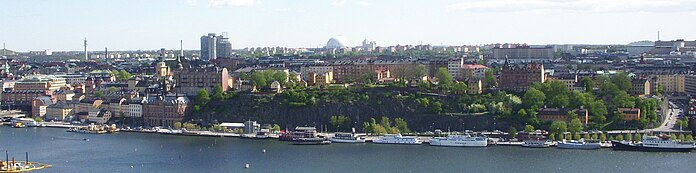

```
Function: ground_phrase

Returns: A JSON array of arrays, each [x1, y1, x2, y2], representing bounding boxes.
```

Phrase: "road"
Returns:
[[651, 101, 681, 132]]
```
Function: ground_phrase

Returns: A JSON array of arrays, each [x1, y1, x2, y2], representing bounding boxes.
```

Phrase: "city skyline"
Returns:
[[1, 0, 696, 51]]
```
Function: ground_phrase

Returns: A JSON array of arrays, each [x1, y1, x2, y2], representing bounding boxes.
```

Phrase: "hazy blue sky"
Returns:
[[1, 0, 695, 51]]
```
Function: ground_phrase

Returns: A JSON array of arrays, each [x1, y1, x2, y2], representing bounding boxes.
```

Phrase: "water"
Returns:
[[1, 126, 694, 173]]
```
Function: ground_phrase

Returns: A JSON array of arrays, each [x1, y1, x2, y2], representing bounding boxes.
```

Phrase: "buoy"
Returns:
[[262, 149, 266, 153], [245, 163, 250, 169], [131, 165, 134, 168]]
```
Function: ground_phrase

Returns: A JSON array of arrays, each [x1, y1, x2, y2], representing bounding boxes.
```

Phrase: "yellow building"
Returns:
[[46, 101, 73, 121], [652, 74, 685, 93]]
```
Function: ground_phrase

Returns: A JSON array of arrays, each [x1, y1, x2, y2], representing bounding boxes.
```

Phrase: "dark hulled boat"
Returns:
[[611, 134, 694, 152]]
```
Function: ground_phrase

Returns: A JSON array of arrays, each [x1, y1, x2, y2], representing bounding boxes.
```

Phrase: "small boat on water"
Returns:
[[373, 134, 422, 145], [255, 129, 270, 139], [612, 134, 694, 152], [330, 132, 366, 143], [522, 139, 551, 148], [429, 134, 488, 147], [557, 139, 601, 150], [293, 137, 331, 145], [67, 124, 109, 134]]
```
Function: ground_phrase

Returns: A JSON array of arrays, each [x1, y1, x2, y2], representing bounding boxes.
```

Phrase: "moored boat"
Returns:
[[373, 134, 422, 145], [279, 127, 317, 141], [557, 139, 601, 150], [293, 137, 331, 145], [611, 134, 694, 152], [429, 134, 488, 147], [330, 132, 366, 143], [522, 139, 551, 148]]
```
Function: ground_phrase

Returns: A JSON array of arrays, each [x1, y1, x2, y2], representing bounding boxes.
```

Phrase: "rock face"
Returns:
[[194, 89, 509, 132]]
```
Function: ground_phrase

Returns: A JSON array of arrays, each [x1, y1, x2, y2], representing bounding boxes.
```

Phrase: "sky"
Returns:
[[1, 0, 696, 51]]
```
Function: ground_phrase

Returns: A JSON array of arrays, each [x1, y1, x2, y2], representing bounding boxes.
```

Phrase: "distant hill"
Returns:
[[0, 49, 16, 56]]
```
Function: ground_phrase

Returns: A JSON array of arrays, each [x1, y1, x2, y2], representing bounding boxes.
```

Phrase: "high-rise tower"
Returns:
[[84, 38, 88, 61]]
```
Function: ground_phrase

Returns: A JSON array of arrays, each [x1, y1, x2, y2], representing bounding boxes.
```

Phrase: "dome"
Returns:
[[326, 36, 352, 49]]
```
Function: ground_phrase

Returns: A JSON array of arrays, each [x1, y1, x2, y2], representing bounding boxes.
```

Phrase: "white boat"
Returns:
[[330, 132, 366, 143], [557, 139, 601, 150], [255, 129, 270, 139], [429, 134, 488, 147], [373, 134, 422, 145], [612, 134, 694, 152], [522, 139, 551, 148]]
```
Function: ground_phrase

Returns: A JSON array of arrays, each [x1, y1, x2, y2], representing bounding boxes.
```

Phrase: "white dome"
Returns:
[[326, 36, 352, 49]]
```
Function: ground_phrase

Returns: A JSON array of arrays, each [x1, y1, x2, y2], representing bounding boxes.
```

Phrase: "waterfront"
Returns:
[[2, 126, 696, 173]]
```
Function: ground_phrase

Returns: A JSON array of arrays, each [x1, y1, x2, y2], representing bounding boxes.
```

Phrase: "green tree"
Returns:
[[34, 117, 43, 122], [523, 88, 546, 111], [435, 67, 453, 89], [380, 116, 392, 131], [94, 90, 104, 98], [584, 133, 590, 140], [573, 133, 581, 140], [617, 134, 624, 141], [108, 86, 118, 93], [484, 69, 496, 88], [524, 125, 535, 133], [272, 124, 281, 132], [373, 124, 388, 135], [608, 135, 614, 141], [592, 133, 598, 140], [671, 134, 678, 140], [679, 134, 686, 141], [549, 121, 568, 135], [330, 115, 351, 132], [394, 118, 411, 133], [579, 76, 593, 92], [173, 122, 182, 129], [517, 109, 528, 120], [634, 133, 642, 142], [508, 127, 518, 138], [625, 133, 633, 142], [117, 69, 132, 81], [568, 118, 584, 134], [612, 72, 632, 92], [452, 82, 468, 95], [686, 135, 694, 142], [431, 101, 443, 114], [549, 133, 556, 141], [211, 85, 224, 101], [196, 89, 211, 106]]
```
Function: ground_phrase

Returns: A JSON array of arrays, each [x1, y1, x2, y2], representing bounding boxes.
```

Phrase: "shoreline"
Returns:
[[3, 122, 624, 148]]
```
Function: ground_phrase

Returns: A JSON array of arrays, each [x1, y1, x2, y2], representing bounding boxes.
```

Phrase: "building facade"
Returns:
[[652, 74, 685, 93], [142, 96, 189, 127], [174, 67, 229, 96], [499, 61, 545, 92]]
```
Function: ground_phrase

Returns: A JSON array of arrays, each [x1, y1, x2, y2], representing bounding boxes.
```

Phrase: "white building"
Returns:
[[127, 100, 143, 118]]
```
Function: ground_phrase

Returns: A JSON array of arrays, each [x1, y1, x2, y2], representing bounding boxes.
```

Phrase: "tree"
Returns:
[[395, 118, 411, 133], [549, 133, 556, 141], [435, 67, 453, 89], [584, 133, 590, 140], [94, 90, 104, 98], [625, 133, 633, 142], [634, 133, 642, 142], [508, 127, 518, 138], [330, 115, 351, 132], [524, 125, 535, 133], [591, 133, 598, 140], [34, 117, 43, 122], [484, 70, 496, 88], [380, 116, 392, 131], [108, 86, 118, 93], [517, 109, 528, 120], [573, 133, 581, 140], [452, 82, 468, 95], [671, 134, 678, 140], [686, 135, 694, 142], [196, 89, 211, 106], [373, 124, 388, 135], [431, 101, 443, 114], [617, 134, 624, 141], [679, 134, 686, 141], [612, 72, 632, 92], [211, 85, 224, 101], [579, 76, 593, 92], [117, 69, 132, 81], [549, 121, 567, 135], [173, 122, 182, 129], [523, 88, 546, 111], [568, 118, 584, 134], [272, 124, 281, 132]]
